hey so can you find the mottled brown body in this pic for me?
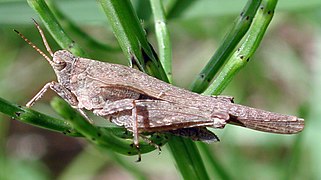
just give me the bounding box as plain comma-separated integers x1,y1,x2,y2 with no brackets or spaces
64,52,303,134
16,21,304,161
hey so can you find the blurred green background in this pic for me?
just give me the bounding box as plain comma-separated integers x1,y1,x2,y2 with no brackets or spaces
0,0,320,179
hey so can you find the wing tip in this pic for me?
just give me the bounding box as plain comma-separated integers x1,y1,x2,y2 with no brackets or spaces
227,116,305,134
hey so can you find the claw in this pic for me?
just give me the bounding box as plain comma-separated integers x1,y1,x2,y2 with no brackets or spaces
157,146,162,155
135,148,142,162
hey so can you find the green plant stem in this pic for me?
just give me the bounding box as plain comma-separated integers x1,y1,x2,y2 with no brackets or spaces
150,0,173,83
135,0,152,23
189,0,262,93
197,142,231,180
166,0,197,20
46,0,119,52
203,0,277,95
0,97,80,136
99,0,169,82
167,136,210,180
27,0,87,57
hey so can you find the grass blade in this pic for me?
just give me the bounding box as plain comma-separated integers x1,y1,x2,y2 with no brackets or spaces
150,0,173,83
190,0,262,93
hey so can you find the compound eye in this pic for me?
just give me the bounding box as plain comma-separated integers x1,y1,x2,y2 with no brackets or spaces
53,59,66,71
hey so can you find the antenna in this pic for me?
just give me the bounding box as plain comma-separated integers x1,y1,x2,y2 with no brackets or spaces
31,19,54,57
13,29,53,64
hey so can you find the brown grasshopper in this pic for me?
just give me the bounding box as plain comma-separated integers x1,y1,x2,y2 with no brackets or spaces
15,21,304,160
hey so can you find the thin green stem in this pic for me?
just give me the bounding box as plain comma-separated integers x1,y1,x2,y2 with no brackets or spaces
189,0,262,93
197,142,231,180
98,0,169,82
0,97,80,136
46,0,120,52
166,136,210,180
27,0,87,57
135,0,152,23
166,0,197,20
150,0,173,83
203,0,278,95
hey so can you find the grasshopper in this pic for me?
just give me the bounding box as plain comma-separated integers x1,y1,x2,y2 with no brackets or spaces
15,21,304,161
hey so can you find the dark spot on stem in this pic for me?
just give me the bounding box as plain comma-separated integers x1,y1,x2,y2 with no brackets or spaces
63,132,67,135
68,41,75,49
245,16,250,20
97,133,101,137
260,6,264,10
267,10,272,15
156,135,161,139
240,12,244,16
128,151,132,155
130,143,134,148
18,105,22,108
15,112,21,117
158,143,163,146
67,130,71,134
240,55,244,60
246,58,250,62
92,138,96,141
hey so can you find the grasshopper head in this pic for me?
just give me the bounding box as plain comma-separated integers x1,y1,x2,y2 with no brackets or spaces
52,50,74,71
51,50,75,86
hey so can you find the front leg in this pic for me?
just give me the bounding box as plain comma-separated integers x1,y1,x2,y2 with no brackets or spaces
27,81,93,123
27,81,78,107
